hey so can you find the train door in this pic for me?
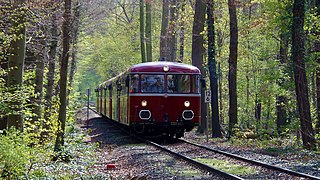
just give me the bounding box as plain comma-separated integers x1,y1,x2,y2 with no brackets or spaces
109,84,112,118
95,89,99,113
104,87,107,115
117,81,121,122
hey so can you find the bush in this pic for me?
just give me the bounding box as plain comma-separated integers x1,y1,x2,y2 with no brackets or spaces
0,129,35,179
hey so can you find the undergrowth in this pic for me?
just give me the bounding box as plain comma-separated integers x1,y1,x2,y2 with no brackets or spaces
0,124,105,179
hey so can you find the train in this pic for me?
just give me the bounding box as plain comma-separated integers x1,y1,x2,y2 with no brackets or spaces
95,61,201,138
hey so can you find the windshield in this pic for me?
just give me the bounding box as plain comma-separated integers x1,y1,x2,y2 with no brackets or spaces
168,74,199,93
130,74,199,94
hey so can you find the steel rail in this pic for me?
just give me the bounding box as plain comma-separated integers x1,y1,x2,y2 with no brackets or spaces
88,111,244,179
179,139,320,180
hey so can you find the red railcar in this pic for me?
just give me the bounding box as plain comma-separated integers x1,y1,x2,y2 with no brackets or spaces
96,61,201,138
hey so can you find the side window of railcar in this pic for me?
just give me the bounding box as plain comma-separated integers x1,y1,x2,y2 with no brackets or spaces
191,75,200,93
130,74,139,93
141,74,164,93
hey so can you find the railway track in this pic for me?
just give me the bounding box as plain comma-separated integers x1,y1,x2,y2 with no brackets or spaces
154,138,320,179
88,107,319,179
178,139,320,180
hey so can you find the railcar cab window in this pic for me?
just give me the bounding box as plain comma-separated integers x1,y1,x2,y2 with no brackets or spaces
168,74,200,94
141,74,164,93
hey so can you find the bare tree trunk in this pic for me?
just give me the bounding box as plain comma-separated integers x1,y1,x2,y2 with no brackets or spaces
55,0,71,152
68,1,81,97
145,1,152,62
32,39,46,124
44,8,58,122
228,0,238,137
7,1,26,131
276,32,289,135
192,0,206,134
179,0,185,62
168,0,177,62
160,0,169,61
292,0,316,149
315,0,320,134
140,0,146,63
207,0,222,138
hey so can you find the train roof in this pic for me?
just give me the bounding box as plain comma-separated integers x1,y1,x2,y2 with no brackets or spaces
129,61,200,74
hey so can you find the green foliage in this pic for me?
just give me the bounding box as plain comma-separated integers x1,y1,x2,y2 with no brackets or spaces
195,158,257,175
0,129,44,179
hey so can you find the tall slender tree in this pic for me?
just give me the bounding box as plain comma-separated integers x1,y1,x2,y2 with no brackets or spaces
145,0,152,62
44,6,58,122
32,35,46,124
227,0,238,136
160,0,169,61
69,1,81,96
168,0,177,62
276,32,289,135
315,0,320,135
207,0,222,138
291,0,316,149
179,0,186,62
192,0,206,133
140,0,146,63
7,1,26,131
55,0,71,152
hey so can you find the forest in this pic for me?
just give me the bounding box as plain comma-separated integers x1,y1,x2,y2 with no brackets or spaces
0,0,319,178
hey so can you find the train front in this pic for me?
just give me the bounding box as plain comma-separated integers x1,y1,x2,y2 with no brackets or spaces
128,62,201,138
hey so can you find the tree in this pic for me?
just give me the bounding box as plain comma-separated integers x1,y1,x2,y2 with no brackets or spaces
69,1,81,97
140,0,146,63
145,0,152,62
44,5,59,122
291,0,316,149
276,31,289,135
227,0,238,136
31,24,47,125
192,0,206,133
7,1,26,131
207,0,222,138
179,0,186,62
55,0,71,152
160,0,169,61
168,0,177,62
315,0,320,135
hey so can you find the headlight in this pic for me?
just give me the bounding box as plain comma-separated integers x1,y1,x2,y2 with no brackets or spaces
184,101,190,107
163,65,169,72
141,100,147,107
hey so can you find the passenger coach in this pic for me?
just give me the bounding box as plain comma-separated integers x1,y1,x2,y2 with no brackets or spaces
95,61,201,138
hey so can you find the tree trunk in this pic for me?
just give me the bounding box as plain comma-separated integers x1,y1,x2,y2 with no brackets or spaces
168,0,177,62
44,8,58,122
32,40,46,124
68,1,81,97
207,0,222,138
179,0,185,62
55,0,71,152
315,0,320,134
140,0,146,63
0,57,8,130
7,1,26,131
192,0,206,134
160,0,169,61
145,1,152,62
292,0,316,149
228,0,238,136
276,32,289,135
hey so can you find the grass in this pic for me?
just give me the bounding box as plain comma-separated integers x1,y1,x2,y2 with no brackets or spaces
195,158,257,175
